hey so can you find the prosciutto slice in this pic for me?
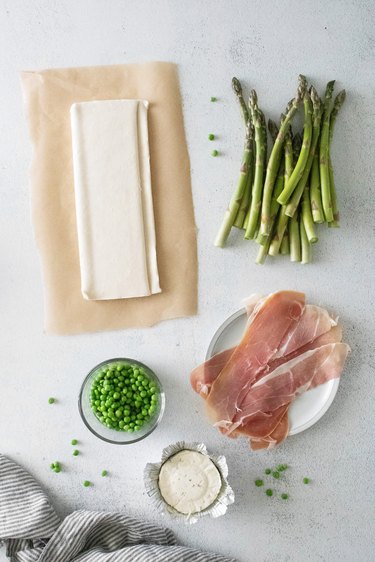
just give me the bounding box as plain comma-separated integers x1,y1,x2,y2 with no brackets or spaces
191,304,336,399
190,291,350,450
205,291,305,429
235,342,350,427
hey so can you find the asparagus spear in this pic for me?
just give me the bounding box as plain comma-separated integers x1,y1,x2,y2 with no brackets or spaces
234,122,255,228
284,86,322,217
257,159,285,245
255,159,285,263
232,77,249,125
290,211,301,262
328,89,346,227
214,120,252,247
280,225,290,255
277,91,313,205
301,186,318,243
268,119,279,143
319,80,336,222
259,75,307,238
300,217,312,264
244,91,266,239
310,153,324,223
270,130,300,253
284,125,294,180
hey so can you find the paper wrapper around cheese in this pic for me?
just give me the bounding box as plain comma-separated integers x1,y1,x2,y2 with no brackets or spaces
20,62,197,334
144,442,235,524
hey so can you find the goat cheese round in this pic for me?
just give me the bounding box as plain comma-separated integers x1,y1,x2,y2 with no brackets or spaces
158,450,222,514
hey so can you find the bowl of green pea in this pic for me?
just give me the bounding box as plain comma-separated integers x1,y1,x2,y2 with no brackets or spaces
78,358,165,444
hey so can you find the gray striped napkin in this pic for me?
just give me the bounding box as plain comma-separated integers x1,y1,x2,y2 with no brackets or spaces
0,454,237,562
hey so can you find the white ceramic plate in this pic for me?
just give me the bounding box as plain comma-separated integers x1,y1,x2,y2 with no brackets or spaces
206,309,339,435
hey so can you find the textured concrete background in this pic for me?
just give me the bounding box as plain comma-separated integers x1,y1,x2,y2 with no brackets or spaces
0,1,374,561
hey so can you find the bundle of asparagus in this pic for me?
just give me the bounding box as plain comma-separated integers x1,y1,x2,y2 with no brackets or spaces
214,75,346,264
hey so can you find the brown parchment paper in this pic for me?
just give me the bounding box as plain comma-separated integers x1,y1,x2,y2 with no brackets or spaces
20,62,197,334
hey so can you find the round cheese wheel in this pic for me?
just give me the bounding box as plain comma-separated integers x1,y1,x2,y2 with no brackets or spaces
158,450,222,515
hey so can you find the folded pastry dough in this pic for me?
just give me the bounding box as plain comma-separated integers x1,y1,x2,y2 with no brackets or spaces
70,99,161,300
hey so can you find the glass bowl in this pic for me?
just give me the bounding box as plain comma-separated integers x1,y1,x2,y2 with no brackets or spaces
78,357,165,444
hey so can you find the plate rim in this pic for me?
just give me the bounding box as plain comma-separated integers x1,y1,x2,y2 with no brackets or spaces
206,308,340,436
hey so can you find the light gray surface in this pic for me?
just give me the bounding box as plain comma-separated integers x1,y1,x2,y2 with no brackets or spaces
0,1,374,561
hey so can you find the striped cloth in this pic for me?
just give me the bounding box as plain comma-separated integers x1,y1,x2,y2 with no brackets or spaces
0,455,237,562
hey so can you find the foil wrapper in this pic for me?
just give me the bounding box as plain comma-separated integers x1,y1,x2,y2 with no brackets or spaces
144,441,235,524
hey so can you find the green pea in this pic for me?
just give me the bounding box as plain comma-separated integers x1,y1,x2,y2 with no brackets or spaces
208,133,215,140
281,493,289,500
265,468,271,475
73,449,79,456
83,480,91,487
265,489,273,497
48,397,55,404
255,479,264,487
101,470,108,477
303,477,310,484
272,471,280,479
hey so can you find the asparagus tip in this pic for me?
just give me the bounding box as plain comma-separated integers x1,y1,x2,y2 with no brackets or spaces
267,119,279,142
232,77,243,96
334,89,346,108
249,89,258,107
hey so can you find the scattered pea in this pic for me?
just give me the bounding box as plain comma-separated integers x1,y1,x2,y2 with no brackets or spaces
272,471,280,479
72,450,79,456
255,479,264,487
71,439,78,446
101,470,108,477
83,480,91,487
208,133,215,141
265,468,271,475
48,397,55,404
281,493,289,500
211,149,219,157
210,96,217,102
265,489,273,497
50,461,61,473
303,477,310,484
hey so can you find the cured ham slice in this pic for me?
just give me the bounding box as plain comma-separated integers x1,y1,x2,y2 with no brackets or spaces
191,304,336,399
190,291,350,450
236,325,343,443
234,342,350,429
205,291,305,429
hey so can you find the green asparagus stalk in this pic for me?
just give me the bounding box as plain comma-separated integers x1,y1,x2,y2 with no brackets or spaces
257,159,285,247
256,158,285,263
328,89,346,227
259,74,307,238
232,77,249,125
268,126,293,256
277,91,313,205
234,123,255,228
310,153,324,223
284,86,322,217
284,125,294,180
319,80,336,222
268,119,279,143
292,132,303,161
290,211,301,262
300,216,312,264
256,234,273,264
301,186,318,243
214,120,252,247
244,91,266,239
280,224,290,254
